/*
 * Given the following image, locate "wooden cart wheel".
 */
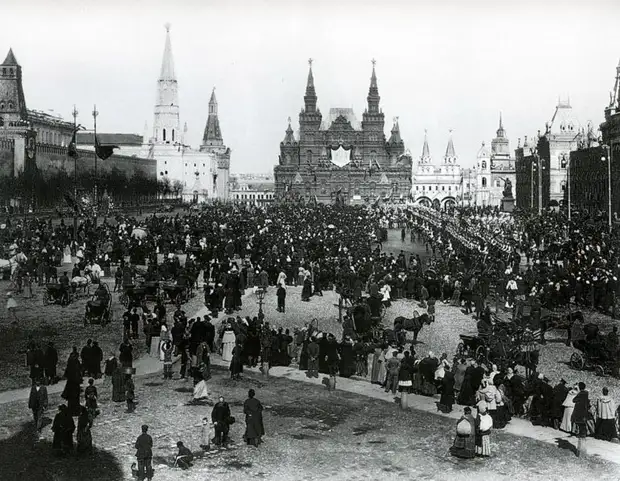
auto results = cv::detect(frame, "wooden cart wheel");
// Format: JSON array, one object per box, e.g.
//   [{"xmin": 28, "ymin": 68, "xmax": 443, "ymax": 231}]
[
  {"xmin": 570, "ymin": 352, "xmax": 585, "ymax": 370},
  {"xmin": 595, "ymin": 365, "xmax": 606, "ymax": 377}
]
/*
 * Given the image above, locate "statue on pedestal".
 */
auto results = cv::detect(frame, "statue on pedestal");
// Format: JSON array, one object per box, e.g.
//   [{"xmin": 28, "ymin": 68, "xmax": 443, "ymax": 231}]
[{"xmin": 502, "ymin": 178, "xmax": 513, "ymax": 199}]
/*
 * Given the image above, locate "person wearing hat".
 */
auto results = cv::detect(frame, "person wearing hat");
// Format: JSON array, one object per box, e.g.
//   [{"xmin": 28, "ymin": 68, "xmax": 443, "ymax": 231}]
[
  {"xmin": 134, "ymin": 424, "xmax": 153, "ymax": 481},
  {"xmin": 551, "ymin": 378, "xmax": 569, "ymax": 430}
]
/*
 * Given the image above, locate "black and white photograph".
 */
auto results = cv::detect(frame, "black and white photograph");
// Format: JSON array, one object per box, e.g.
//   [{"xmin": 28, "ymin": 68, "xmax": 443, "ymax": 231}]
[{"xmin": 0, "ymin": 0, "xmax": 619, "ymax": 480}]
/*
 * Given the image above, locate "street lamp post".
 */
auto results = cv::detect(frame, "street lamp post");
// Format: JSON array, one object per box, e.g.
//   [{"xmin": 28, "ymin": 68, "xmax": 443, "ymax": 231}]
[
  {"xmin": 537, "ymin": 153, "xmax": 543, "ymax": 215},
  {"xmin": 92, "ymin": 105, "xmax": 99, "ymax": 227},
  {"xmin": 256, "ymin": 287, "xmax": 266, "ymax": 320},
  {"xmin": 566, "ymin": 153, "xmax": 571, "ymax": 221},
  {"xmin": 603, "ymin": 143, "xmax": 614, "ymax": 233},
  {"xmin": 72, "ymin": 105, "xmax": 79, "ymax": 240},
  {"xmin": 530, "ymin": 159, "xmax": 535, "ymax": 211}
]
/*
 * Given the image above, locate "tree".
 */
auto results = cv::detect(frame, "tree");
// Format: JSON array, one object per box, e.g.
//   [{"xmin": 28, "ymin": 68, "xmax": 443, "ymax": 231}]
[{"xmin": 172, "ymin": 180, "xmax": 184, "ymax": 200}]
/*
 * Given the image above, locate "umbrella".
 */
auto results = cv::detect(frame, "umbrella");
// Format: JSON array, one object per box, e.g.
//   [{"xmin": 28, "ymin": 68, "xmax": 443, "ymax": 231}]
[{"xmin": 131, "ymin": 228, "xmax": 148, "ymax": 239}]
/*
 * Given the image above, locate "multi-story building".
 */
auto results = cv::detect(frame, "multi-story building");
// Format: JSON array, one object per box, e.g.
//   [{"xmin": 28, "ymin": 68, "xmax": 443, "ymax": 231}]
[
  {"xmin": 411, "ymin": 131, "xmax": 461, "ymax": 209},
  {"xmin": 569, "ymin": 60, "xmax": 620, "ymax": 217},
  {"xmin": 229, "ymin": 174, "xmax": 275, "ymax": 205},
  {"xmin": 515, "ymin": 100, "xmax": 580, "ymax": 210},
  {"xmin": 274, "ymin": 60, "xmax": 412, "ymax": 204}
]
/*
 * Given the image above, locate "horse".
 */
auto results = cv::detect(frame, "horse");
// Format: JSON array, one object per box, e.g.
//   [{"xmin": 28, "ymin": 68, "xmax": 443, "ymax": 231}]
[{"xmin": 393, "ymin": 313, "xmax": 434, "ymax": 343}]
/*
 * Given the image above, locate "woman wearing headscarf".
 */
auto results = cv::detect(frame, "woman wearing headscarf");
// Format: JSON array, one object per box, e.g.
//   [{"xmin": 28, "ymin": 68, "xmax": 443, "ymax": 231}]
[
  {"xmin": 450, "ymin": 406, "xmax": 476, "ymax": 459},
  {"xmin": 221, "ymin": 320, "xmax": 236, "ymax": 362},
  {"xmin": 475, "ymin": 401, "xmax": 493, "ymax": 457}
]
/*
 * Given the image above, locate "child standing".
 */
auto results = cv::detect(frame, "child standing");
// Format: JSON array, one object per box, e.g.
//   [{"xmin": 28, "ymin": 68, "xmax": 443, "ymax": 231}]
[{"xmin": 200, "ymin": 417, "xmax": 212, "ymax": 452}]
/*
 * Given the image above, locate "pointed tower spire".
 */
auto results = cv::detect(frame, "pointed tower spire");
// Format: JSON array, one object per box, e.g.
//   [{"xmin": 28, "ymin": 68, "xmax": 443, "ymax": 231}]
[
  {"xmin": 282, "ymin": 116, "xmax": 296, "ymax": 144},
  {"xmin": 0, "ymin": 48, "xmax": 27, "ymax": 121},
  {"xmin": 201, "ymin": 86, "xmax": 223, "ymax": 148},
  {"xmin": 496, "ymin": 111, "xmax": 506, "ymax": 138},
  {"xmin": 160, "ymin": 23, "xmax": 175, "ymax": 80},
  {"xmin": 445, "ymin": 130, "xmax": 456, "ymax": 161},
  {"xmin": 152, "ymin": 23, "xmax": 180, "ymax": 144},
  {"xmin": 421, "ymin": 130, "xmax": 431, "ymax": 161},
  {"xmin": 388, "ymin": 117, "xmax": 402, "ymax": 145},
  {"xmin": 367, "ymin": 58, "xmax": 381, "ymax": 114},
  {"xmin": 304, "ymin": 58, "xmax": 317, "ymax": 113},
  {"xmin": 2, "ymin": 48, "xmax": 18, "ymax": 66}
]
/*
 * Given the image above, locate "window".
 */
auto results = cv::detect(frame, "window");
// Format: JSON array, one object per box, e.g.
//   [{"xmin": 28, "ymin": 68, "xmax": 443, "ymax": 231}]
[
  {"xmin": 448, "ymin": 186, "xmax": 451, "ymax": 191},
  {"xmin": 0, "ymin": 102, "xmax": 4, "ymax": 110},
  {"xmin": 422, "ymin": 186, "xmax": 425, "ymax": 191},
  {"xmin": 163, "ymin": 128, "xmax": 167, "ymax": 141},
  {"xmin": 1, "ymin": 68, "xmax": 5, "ymax": 75},
  {"xmin": 172, "ymin": 129, "xmax": 175, "ymax": 141},
  {"xmin": 442, "ymin": 186, "xmax": 445, "ymax": 191},
  {"xmin": 165, "ymin": 171, "xmax": 168, "ymax": 175},
  {"xmin": 416, "ymin": 186, "xmax": 419, "ymax": 191},
  {"xmin": 8, "ymin": 102, "xmax": 13, "ymax": 110},
  {"xmin": 435, "ymin": 185, "xmax": 438, "ymax": 191},
  {"xmin": 160, "ymin": 172, "xmax": 164, "ymax": 176},
  {"xmin": 164, "ymin": 161, "xmax": 167, "ymax": 165},
  {"xmin": 482, "ymin": 177, "xmax": 487, "ymax": 187},
  {"xmin": 481, "ymin": 160, "xmax": 486, "ymax": 170}
]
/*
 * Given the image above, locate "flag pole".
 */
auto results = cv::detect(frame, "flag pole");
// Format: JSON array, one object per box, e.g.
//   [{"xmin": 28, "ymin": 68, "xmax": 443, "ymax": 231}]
[
  {"xmin": 72, "ymin": 105, "xmax": 79, "ymax": 241},
  {"xmin": 92, "ymin": 104, "xmax": 99, "ymax": 227}
]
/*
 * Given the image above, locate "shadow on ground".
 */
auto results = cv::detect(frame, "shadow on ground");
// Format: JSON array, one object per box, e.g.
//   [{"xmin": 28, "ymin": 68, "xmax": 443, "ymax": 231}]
[{"xmin": 0, "ymin": 422, "xmax": 125, "ymax": 481}]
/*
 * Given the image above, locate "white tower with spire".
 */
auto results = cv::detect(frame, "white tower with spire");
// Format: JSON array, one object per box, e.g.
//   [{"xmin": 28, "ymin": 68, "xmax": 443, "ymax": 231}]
[{"xmin": 153, "ymin": 23, "xmax": 180, "ymax": 145}]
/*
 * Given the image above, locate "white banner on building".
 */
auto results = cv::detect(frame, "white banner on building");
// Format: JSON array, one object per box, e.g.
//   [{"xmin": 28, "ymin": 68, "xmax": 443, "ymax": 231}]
[{"xmin": 330, "ymin": 146, "xmax": 351, "ymax": 167}]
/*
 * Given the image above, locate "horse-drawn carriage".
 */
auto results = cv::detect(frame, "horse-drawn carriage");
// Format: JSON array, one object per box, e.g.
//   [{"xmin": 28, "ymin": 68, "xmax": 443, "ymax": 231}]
[
  {"xmin": 570, "ymin": 323, "xmax": 619, "ymax": 378},
  {"xmin": 456, "ymin": 318, "xmax": 539, "ymax": 375},
  {"xmin": 120, "ymin": 281, "xmax": 160, "ymax": 308},
  {"xmin": 43, "ymin": 283, "xmax": 73, "ymax": 306},
  {"xmin": 84, "ymin": 283, "xmax": 112, "ymax": 326},
  {"xmin": 161, "ymin": 274, "xmax": 194, "ymax": 306},
  {"xmin": 346, "ymin": 298, "xmax": 384, "ymax": 341}
]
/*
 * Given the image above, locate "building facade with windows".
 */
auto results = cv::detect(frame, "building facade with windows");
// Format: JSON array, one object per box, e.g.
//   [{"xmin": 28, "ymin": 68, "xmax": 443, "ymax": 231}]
[
  {"xmin": 411, "ymin": 131, "xmax": 461, "ymax": 209},
  {"xmin": 568, "ymin": 60, "xmax": 620, "ymax": 217},
  {"xmin": 515, "ymin": 100, "xmax": 580, "ymax": 210},
  {"xmin": 274, "ymin": 61, "xmax": 412, "ymax": 204},
  {"xmin": 229, "ymin": 174, "xmax": 275, "ymax": 205}
]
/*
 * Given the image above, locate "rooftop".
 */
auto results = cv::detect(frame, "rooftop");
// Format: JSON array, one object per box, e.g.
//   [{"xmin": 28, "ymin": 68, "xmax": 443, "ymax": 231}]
[{"xmin": 76, "ymin": 132, "xmax": 144, "ymax": 146}]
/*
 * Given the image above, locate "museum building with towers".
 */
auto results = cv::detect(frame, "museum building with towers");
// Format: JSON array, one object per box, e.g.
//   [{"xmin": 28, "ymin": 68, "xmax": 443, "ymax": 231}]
[{"xmin": 274, "ymin": 60, "xmax": 413, "ymax": 204}]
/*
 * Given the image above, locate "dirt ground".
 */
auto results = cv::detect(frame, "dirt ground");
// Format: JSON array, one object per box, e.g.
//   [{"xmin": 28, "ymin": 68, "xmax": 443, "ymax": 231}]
[{"xmin": 0, "ymin": 366, "xmax": 616, "ymax": 481}]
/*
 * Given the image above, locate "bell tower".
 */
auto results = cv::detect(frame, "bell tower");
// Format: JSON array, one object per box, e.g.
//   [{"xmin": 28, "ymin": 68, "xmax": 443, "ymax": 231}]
[{"xmin": 152, "ymin": 23, "xmax": 180, "ymax": 145}]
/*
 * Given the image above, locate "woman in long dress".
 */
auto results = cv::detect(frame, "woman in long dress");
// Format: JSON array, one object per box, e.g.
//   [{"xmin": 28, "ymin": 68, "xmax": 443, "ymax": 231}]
[
  {"xmin": 370, "ymin": 346, "xmax": 383, "ymax": 384},
  {"xmin": 63, "ymin": 245, "xmax": 72, "ymax": 265},
  {"xmin": 243, "ymin": 389, "xmax": 265, "ymax": 447},
  {"xmin": 221, "ymin": 326, "xmax": 236, "ymax": 362},
  {"xmin": 560, "ymin": 386, "xmax": 578, "ymax": 433},
  {"xmin": 450, "ymin": 406, "xmax": 476, "ymax": 459},
  {"xmin": 76, "ymin": 406, "xmax": 93, "ymax": 455},
  {"xmin": 438, "ymin": 370, "xmax": 455, "ymax": 413},
  {"xmin": 475, "ymin": 401, "xmax": 493, "ymax": 457},
  {"xmin": 192, "ymin": 363, "xmax": 210, "ymax": 402},
  {"xmin": 229, "ymin": 344, "xmax": 243, "ymax": 380}
]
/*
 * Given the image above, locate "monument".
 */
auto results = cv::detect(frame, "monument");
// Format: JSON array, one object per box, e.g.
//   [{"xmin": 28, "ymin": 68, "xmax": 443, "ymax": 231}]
[{"xmin": 501, "ymin": 178, "xmax": 514, "ymax": 213}]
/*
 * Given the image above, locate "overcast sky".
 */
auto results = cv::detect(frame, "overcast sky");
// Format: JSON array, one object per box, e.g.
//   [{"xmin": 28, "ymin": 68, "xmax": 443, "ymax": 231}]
[{"xmin": 2, "ymin": 0, "xmax": 619, "ymax": 173}]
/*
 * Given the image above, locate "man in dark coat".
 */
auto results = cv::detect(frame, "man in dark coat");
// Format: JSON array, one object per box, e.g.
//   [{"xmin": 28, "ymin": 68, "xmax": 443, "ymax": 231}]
[
  {"xmin": 29, "ymin": 377, "xmax": 48, "ymax": 436},
  {"xmin": 204, "ymin": 317, "xmax": 216, "ymax": 351},
  {"xmin": 135, "ymin": 424, "xmax": 153, "ymax": 481},
  {"xmin": 211, "ymin": 395, "xmax": 232, "ymax": 448},
  {"xmin": 43, "ymin": 341, "xmax": 59, "ymax": 384},
  {"xmin": 551, "ymin": 379, "xmax": 569, "ymax": 429},
  {"xmin": 572, "ymin": 382, "xmax": 590, "ymax": 457},
  {"xmin": 52, "ymin": 404, "xmax": 75, "ymax": 456}
]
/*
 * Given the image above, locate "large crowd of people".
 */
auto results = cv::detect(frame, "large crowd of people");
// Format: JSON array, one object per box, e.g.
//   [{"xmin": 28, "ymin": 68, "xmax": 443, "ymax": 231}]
[{"xmin": 3, "ymin": 201, "xmax": 620, "ymax": 469}]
